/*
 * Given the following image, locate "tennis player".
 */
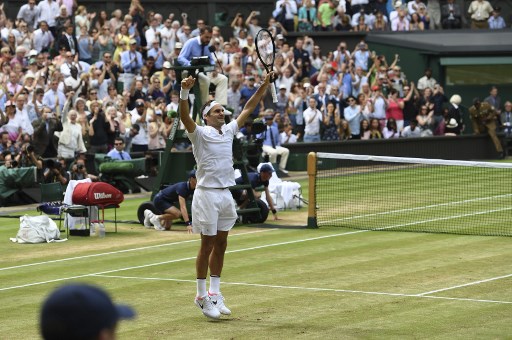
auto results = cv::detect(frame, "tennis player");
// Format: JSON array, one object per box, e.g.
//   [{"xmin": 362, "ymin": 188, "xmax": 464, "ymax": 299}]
[{"xmin": 180, "ymin": 71, "xmax": 273, "ymax": 319}]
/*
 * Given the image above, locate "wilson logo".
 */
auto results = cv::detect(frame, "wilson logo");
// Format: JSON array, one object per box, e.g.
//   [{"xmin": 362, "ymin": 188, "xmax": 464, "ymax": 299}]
[{"xmin": 94, "ymin": 192, "xmax": 113, "ymax": 199}]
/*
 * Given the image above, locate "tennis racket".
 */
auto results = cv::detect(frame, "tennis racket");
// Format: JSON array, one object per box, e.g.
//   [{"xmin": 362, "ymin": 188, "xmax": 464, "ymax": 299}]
[{"xmin": 255, "ymin": 28, "xmax": 278, "ymax": 103}]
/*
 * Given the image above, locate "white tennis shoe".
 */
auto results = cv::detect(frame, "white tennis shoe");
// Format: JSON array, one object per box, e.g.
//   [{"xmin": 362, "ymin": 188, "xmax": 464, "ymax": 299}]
[
  {"xmin": 209, "ymin": 292, "xmax": 231, "ymax": 315},
  {"xmin": 150, "ymin": 215, "xmax": 165, "ymax": 231},
  {"xmin": 143, "ymin": 209, "xmax": 153, "ymax": 228},
  {"xmin": 195, "ymin": 295, "xmax": 221, "ymax": 319}
]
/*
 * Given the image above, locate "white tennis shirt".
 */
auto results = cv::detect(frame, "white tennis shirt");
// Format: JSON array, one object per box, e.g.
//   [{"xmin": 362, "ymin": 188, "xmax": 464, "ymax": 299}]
[{"xmin": 188, "ymin": 120, "xmax": 238, "ymax": 188}]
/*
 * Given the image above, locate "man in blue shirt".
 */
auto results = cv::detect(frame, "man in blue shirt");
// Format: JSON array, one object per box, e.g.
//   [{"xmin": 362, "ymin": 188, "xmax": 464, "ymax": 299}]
[
  {"xmin": 120, "ymin": 39, "xmax": 143, "ymax": 91},
  {"xmin": 177, "ymin": 26, "xmax": 228, "ymax": 107},
  {"xmin": 240, "ymin": 76, "xmax": 262, "ymax": 119},
  {"xmin": 257, "ymin": 113, "xmax": 290, "ymax": 174},
  {"xmin": 144, "ymin": 170, "xmax": 197, "ymax": 232},
  {"xmin": 107, "ymin": 137, "xmax": 132, "ymax": 160},
  {"xmin": 231, "ymin": 164, "xmax": 279, "ymax": 220}
]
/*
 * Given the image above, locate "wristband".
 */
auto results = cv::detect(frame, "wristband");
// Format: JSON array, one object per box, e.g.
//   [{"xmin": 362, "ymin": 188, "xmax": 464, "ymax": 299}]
[
  {"xmin": 180, "ymin": 89, "xmax": 189, "ymax": 100},
  {"xmin": 186, "ymin": 221, "xmax": 192, "ymax": 226},
  {"xmin": 272, "ymin": 209, "xmax": 277, "ymax": 214}
]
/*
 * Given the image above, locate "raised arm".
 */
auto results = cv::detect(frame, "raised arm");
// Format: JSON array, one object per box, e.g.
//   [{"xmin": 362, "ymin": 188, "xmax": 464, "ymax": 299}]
[
  {"xmin": 236, "ymin": 71, "xmax": 273, "ymax": 128},
  {"xmin": 179, "ymin": 76, "xmax": 196, "ymax": 133}
]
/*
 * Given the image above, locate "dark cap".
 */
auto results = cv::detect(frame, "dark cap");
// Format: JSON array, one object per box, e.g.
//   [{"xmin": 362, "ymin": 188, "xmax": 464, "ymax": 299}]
[
  {"xmin": 40, "ymin": 283, "xmax": 135, "ymax": 340},
  {"xmin": 189, "ymin": 169, "xmax": 196, "ymax": 178},
  {"xmin": 131, "ymin": 123, "xmax": 140, "ymax": 131},
  {"xmin": 260, "ymin": 164, "xmax": 274, "ymax": 173}
]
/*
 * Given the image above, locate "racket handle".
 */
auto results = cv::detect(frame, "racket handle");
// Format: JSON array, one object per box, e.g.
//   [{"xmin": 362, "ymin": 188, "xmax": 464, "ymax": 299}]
[{"xmin": 270, "ymin": 83, "xmax": 278, "ymax": 103}]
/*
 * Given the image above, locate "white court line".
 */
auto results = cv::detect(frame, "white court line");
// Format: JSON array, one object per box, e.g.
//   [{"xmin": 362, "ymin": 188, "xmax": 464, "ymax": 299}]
[
  {"xmin": 1, "ymin": 226, "xmax": 509, "ymax": 305},
  {"xmin": 418, "ymin": 273, "xmax": 512, "ymax": 296},
  {"xmin": 91, "ymin": 274, "xmax": 512, "ymax": 305},
  {"xmin": 0, "ymin": 229, "xmax": 275, "ymax": 272},
  {"xmin": 319, "ymin": 194, "xmax": 512, "ymax": 224},
  {"xmin": 0, "ymin": 229, "xmax": 367, "ymax": 292}
]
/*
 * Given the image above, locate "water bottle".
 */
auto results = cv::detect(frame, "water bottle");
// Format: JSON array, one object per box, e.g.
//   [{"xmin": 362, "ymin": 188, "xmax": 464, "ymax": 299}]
[
  {"xmin": 98, "ymin": 223, "xmax": 105, "ymax": 238},
  {"xmin": 90, "ymin": 223, "xmax": 97, "ymax": 237}
]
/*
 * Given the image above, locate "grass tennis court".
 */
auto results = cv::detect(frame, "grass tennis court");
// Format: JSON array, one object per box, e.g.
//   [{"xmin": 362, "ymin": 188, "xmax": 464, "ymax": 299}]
[{"xmin": 1, "ymin": 179, "xmax": 511, "ymax": 339}]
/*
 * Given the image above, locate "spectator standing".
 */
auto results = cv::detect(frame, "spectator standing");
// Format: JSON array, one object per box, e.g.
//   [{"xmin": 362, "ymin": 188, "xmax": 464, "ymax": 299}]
[
  {"xmin": 240, "ymin": 76, "xmax": 262, "ymax": 119},
  {"xmin": 317, "ymin": 0, "xmax": 338, "ymax": 31},
  {"xmin": 36, "ymin": 0, "xmax": 60, "ymax": 37},
  {"xmin": 88, "ymin": 101, "xmax": 113, "ymax": 154},
  {"xmin": 120, "ymin": 39, "xmax": 143, "ymax": 91},
  {"xmin": 484, "ymin": 86, "xmax": 502, "ymax": 115},
  {"xmin": 416, "ymin": 68, "xmax": 437, "ymax": 93},
  {"xmin": 130, "ymin": 100, "xmax": 149, "ymax": 152},
  {"xmin": 274, "ymin": 0, "xmax": 298, "ymax": 32},
  {"xmin": 488, "ymin": 7, "xmax": 506, "ymax": 29},
  {"xmin": 322, "ymin": 102, "xmax": 340, "ymax": 141},
  {"xmin": 57, "ymin": 108, "xmax": 87, "ymax": 158},
  {"xmin": 345, "ymin": 93, "xmax": 365, "ymax": 138},
  {"xmin": 32, "ymin": 106, "xmax": 63, "ymax": 158},
  {"xmin": 385, "ymin": 88, "xmax": 405, "ymax": 131},
  {"xmin": 17, "ymin": 0, "xmax": 40, "ymax": 31},
  {"xmin": 303, "ymin": 97, "xmax": 323, "ymax": 142},
  {"xmin": 500, "ymin": 101, "xmax": 512, "ymax": 137},
  {"xmin": 441, "ymin": 0, "xmax": 463, "ymax": 29},
  {"xmin": 42, "ymin": 78, "xmax": 66, "ymax": 113},
  {"xmin": 468, "ymin": 0, "xmax": 493, "ymax": 29}
]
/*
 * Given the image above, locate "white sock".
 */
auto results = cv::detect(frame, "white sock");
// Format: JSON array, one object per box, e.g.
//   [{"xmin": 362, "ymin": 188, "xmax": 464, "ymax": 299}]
[
  {"xmin": 209, "ymin": 275, "xmax": 220, "ymax": 295},
  {"xmin": 196, "ymin": 278, "xmax": 207, "ymax": 298}
]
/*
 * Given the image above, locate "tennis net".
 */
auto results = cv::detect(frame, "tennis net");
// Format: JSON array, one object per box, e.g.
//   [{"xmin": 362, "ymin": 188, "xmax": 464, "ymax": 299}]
[{"xmin": 308, "ymin": 152, "xmax": 512, "ymax": 236}]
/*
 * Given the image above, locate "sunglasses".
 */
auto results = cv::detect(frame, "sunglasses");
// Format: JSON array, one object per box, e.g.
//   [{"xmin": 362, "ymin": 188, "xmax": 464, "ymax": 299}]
[{"xmin": 114, "ymin": 142, "xmax": 123, "ymax": 145}]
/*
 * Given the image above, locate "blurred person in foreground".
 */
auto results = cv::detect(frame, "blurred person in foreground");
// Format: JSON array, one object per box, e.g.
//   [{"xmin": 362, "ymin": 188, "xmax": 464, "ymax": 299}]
[
  {"xmin": 40, "ymin": 283, "xmax": 135, "ymax": 340},
  {"xmin": 179, "ymin": 71, "xmax": 273, "ymax": 320}
]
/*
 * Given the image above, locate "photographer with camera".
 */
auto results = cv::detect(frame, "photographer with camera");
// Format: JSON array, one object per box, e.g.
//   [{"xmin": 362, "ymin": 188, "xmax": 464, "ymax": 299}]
[
  {"xmin": 32, "ymin": 106, "xmax": 63, "ymax": 158},
  {"xmin": 43, "ymin": 158, "xmax": 68, "ymax": 185},
  {"xmin": 70, "ymin": 155, "xmax": 98, "ymax": 181},
  {"xmin": 177, "ymin": 25, "xmax": 228, "ymax": 107},
  {"xmin": 14, "ymin": 143, "xmax": 43, "ymax": 170}
]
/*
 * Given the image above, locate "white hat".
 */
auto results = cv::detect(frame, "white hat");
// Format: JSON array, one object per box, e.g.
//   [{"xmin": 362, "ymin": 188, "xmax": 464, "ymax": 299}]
[
  {"xmin": 25, "ymin": 71, "xmax": 36, "ymax": 79},
  {"xmin": 175, "ymin": 42, "xmax": 183, "ymax": 49},
  {"xmin": 394, "ymin": 1, "xmax": 402, "ymax": 8},
  {"xmin": 450, "ymin": 94, "xmax": 462, "ymax": 105},
  {"xmin": 279, "ymin": 84, "xmax": 287, "ymax": 90},
  {"xmin": 27, "ymin": 49, "xmax": 38, "ymax": 57},
  {"xmin": 446, "ymin": 118, "xmax": 458, "ymax": 129},
  {"xmin": 276, "ymin": 34, "xmax": 285, "ymax": 40},
  {"xmin": 163, "ymin": 61, "xmax": 172, "ymax": 69}
]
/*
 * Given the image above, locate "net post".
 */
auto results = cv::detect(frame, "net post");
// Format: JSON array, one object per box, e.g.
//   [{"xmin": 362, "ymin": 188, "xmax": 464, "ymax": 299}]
[{"xmin": 307, "ymin": 152, "xmax": 318, "ymax": 229}]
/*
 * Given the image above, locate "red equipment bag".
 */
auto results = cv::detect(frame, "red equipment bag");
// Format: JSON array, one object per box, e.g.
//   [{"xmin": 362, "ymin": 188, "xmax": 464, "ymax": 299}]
[{"xmin": 72, "ymin": 182, "xmax": 124, "ymax": 207}]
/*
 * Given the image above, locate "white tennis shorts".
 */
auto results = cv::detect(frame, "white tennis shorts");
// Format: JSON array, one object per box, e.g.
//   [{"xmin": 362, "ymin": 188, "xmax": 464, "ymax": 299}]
[{"xmin": 192, "ymin": 187, "xmax": 237, "ymax": 236}]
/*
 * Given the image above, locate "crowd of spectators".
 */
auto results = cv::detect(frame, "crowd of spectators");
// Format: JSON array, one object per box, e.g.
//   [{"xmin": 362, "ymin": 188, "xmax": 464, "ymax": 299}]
[{"xmin": 0, "ymin": 0, "xmax": 510, "ymax": 182}]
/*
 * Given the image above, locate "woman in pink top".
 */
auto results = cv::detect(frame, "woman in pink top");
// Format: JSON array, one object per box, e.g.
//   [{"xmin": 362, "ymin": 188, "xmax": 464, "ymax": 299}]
[{"xmin": 385, "ymin": 88, "xmax": 405, "ymax": 131}]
